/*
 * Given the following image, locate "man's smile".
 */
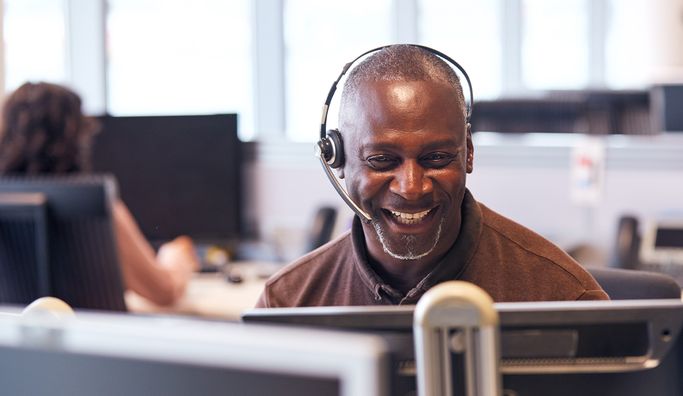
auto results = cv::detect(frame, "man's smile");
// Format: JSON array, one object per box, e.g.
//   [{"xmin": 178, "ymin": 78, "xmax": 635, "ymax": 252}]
[{"xmin": 380, "ymin": 206, "xmax": 439, "ymax": 227}]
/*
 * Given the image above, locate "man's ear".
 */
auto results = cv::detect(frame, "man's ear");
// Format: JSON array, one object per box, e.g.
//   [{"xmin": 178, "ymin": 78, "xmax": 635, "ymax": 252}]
[{"xmin": 465, "ymin": 123, "xmax": 474, "ymax": 174}]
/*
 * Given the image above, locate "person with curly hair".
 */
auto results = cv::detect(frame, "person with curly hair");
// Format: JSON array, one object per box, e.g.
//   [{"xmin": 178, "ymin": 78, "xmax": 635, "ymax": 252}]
[{"xmin": 0, "ymin": 82, "xmax": 199, "ymax": 306}]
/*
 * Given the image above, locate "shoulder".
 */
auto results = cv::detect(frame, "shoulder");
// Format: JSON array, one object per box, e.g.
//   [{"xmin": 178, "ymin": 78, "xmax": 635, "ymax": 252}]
[
  {"xmin": 478, "ymin": 203, "xmax": 570, "ymax": 263},
  {"xmin": 476, "ymin": 203, "xmax": 608, "ymax": 300},
  {"xmin": 259, "ymin": 231, "xmax": 353, "ymax": 307}
]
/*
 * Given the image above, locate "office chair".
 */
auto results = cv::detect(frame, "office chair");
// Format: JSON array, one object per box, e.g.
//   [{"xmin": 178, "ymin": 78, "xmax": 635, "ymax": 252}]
[
  {"xmin": 586, "ymin": 266, "xmax": 681, "ymax": 300},
  {"xmin": 305, "ymin": 206, "xmax": 338, "ymax": 252},
  {"xmin": 0, "ymin": 175, "xmax": 127, "ymax": 311},
  {"xmin": 0, "ymin": 193, "xmax": 50, "ymax": 305},
  {"xmin": 612, "ymin": 215, "xmax": 641, "ymax": 269}
]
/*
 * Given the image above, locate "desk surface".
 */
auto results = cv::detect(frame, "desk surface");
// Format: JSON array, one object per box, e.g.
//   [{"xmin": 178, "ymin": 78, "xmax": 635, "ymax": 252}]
[{"xmin": 125, "ymin": 261, "xmax": 278, "ymax": 320}]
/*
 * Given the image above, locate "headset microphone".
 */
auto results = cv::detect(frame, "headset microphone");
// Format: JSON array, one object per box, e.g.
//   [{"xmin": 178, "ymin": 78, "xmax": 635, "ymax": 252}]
[
  {"xmin": 315, "ymin": 142, "xmax": 372, "ymax": 222},
  {"xmin": 315, "ymin": 44, "xmax": 474, "ymax": 224}
]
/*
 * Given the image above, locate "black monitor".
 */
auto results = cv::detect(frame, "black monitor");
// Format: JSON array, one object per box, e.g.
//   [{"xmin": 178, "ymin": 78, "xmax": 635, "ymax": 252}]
[
  {"xmin": 92, "ymin": 114, "xmax": 242, "ymax": 245},
  {"xmin": 0, "ymin": 175, "xmax": 126, "ymax": 311},
  {"xmin": 0, "ymin": 311, "xmax": 389, "ymax": 396},
  {"xmin": 243, "ymin": 300, "xmax": 683, "ymax": 396},
  {"xmin": 0, "ymin": 192, "xmax": 49, "ymax": 300}
]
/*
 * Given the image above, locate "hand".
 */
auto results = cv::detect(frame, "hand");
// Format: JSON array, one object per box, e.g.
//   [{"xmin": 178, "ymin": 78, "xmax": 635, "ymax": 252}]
[{"xmin": 157, "ymin": 236, "xmax": 200, "ymax": 272}]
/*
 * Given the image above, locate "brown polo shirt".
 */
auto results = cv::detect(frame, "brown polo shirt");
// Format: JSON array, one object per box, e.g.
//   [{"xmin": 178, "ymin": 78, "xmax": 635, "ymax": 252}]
[{"xmin": 256, "ymin": 190, "xmax": 608, "ymax": 308}]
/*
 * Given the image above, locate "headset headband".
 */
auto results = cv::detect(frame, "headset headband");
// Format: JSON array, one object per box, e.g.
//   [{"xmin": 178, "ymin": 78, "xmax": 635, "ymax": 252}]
[{"xmin": 319, "ymin": 44, "xmax": 474, "ymax": 140}]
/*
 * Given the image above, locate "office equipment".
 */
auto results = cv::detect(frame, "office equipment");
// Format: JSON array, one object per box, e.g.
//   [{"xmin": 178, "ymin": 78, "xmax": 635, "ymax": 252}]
[
  {"xmin": 641, "ymin": 220, "xmax": 683, "ymax": 266},
  {"xmin": 414, "ymin": 281, "xmax": 500, "ymax": 396},
  {"xmin": 0, "ymin": 192, "xmax": 49, "ymax": 302},
  {"xmin": 0, "ymin": 310, "xmax": 389, "ymax": 396},
  {"xmin": 92, "ymin": 114, "xmax": 242, "ymax": 245},
  {"xmin": 609, "ymin": 215, "xmax": 683, "ymax": 287},
  {"xmin": 586, "ymin": 266, "xmax": 681, "ymax": 300},
  {"xmin": 0, "ymin": 175, "xmax": 126, "ymax": 311},
  {"xmin": 243, "ymin": 300, "xmax": 683, "ymax": 396}
]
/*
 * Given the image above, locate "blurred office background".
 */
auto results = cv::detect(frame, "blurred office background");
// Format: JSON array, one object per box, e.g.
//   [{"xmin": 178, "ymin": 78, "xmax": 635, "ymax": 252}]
[{"xmin": 1, "ymin": 0, "xmax": 682, "ymax": 265}]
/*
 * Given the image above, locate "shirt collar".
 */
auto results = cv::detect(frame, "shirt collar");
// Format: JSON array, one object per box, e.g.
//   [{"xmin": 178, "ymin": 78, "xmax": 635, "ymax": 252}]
[{"xmin": 350, "ymin": 189, "xmax": 484, "ymax": 303}]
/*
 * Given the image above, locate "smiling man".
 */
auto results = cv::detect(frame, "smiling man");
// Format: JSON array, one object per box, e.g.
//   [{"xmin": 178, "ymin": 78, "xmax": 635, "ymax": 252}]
[{"xmin": 256, "ymin": 45, "xmax": 608, "ymax": 308}]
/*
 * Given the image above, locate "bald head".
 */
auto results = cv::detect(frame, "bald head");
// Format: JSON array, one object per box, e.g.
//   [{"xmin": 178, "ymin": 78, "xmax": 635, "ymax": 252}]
[{"xmin": 339, "ymin": 45, "xmax": 467, "ymax": 130}]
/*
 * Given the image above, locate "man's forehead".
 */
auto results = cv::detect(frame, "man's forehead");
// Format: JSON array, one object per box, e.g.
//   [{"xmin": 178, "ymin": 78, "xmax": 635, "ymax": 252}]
[
  {"xmin": 341, "ymin": 79, "xmax": 465, "ymax": 124},
  {"xmin": 358, "ymin": 130, "xmax": 464, "ymax": 150},
  {"xmin": 353, "ymin": 79, "xmax": 458, "ymax": 99}
]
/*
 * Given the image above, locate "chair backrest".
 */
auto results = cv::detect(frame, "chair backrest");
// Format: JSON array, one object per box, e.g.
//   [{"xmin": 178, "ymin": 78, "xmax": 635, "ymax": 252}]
[
  {"xmin": 0, "ymin": 193, "xmax": 49, "ymax": 304},
  {"xmin": 611, "ymin": 215, "xmax": 641, "ymax": 269},
  {"xmin": 0, "ymin": 175, "xmax": 127, "ymax": 311},
  {"xmin": 305, "ymin": 206, "xmax": 338, "ymax": 252},
  {"xmin": 586, "ymin": 266, "xmax": 681, "ymax": 300}
]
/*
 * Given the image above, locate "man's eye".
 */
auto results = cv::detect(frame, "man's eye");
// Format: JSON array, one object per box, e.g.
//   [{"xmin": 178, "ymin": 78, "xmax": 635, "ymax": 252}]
[
  {"xmin": 421, "ymin": 152, "xmax": 455, "ymax": 168},
  {"xmin": 367, "ymin": 155, "xmax": 398, "ymax": 170}
]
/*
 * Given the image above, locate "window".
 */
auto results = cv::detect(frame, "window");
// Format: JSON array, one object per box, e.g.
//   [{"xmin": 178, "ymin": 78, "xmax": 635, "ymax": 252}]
[
  {"xmin": 418, "ymin": 0, "xmax": 503, "ymax": 100},
  {"xmin": 106, "ymin": 0, "xmax": 255, "ymax": 139},
  {"xmin": 605, "ymin": 0, "xmax": 653, "ymax": 88},
  {"xmin": 3, "ymin": 1, "xmax": 674, "ymax": 141},
  {"xmin": 521, "ymin": 0, "xmax": 590, "ymax": 90},
  {"xmin": 3, "ymin": 0, "xmax": 67, "ymax": 92},
  {"xmin": 283, "ymin": 0, "xmax": 392, "ymax": 141}
]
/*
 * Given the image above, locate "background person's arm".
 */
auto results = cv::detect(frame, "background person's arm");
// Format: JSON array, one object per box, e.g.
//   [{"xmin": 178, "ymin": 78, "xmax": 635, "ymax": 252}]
[{"xmin": 112, "ymin": 200, "xmax": 199, "ymax": 306}]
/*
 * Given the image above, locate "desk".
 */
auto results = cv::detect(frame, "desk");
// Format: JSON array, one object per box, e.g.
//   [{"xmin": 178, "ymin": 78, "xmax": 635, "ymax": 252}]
[{"xmin": 125, "ymin": 261, "xmax": 277, "ymax": 320}]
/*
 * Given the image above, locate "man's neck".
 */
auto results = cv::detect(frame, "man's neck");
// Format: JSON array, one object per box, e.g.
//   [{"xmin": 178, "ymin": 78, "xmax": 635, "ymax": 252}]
[
  {"xmin": 367, "ymin": 255, "xmax": 439, "ymax": 295},
  {"xmin": 365, "ymin": 238, "xmax": 455, "ymax": 295}
]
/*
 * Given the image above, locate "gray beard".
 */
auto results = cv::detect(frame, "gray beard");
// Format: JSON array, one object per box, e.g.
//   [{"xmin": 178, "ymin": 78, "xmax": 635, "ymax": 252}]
[{"xmin": 371, "ymin": 217, "xmax": 445, "ymax": 261}]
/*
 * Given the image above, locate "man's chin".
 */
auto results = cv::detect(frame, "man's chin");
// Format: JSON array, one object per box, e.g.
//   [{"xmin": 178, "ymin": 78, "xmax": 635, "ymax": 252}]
[{"xmin": 371, "ymin": 218, "xmax": 444, "ymax": 261}]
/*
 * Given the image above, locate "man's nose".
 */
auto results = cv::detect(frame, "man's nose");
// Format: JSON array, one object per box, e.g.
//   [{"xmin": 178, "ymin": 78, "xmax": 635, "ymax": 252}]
[{"xmin": 389, "ymin": 161, "xmax": 433, "ymax": 200}]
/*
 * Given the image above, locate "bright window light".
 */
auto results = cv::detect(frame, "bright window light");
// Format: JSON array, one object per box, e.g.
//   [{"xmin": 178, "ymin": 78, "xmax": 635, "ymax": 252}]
[
  {"xmin": 284, "ymin": 0, "xmax": 392, "ymax": 142},
  {"xmin": 106, "ymin": 0, "xmax": 254, "ymax": 140},
  {"xmin": 3, "ymin": 0, "xmax": 67, "ymax": 92}
]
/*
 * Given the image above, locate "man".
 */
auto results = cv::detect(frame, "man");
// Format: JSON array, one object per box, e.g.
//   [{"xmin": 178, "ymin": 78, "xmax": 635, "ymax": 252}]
[{"xmin": 256, "ymin": 45, "xmax": 608, "ymax": 308}]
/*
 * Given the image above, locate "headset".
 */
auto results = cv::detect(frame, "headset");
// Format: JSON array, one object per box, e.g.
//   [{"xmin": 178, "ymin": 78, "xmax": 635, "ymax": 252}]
[{"xmin": 315, "ymin": 44, "xmax": 474, "ymax": 224}]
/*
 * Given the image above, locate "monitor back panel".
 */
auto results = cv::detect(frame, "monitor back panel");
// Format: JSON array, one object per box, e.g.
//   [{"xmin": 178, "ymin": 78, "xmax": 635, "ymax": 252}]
[{"xmin": 0, "ymin": 346, "xmax": 340, "ymax": 396}]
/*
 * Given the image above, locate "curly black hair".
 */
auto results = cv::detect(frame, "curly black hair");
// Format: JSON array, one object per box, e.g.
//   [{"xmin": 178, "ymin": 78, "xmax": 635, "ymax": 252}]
[{"xmin": 0, "ymin": 82, "xmax": 100, "ymax": 174}]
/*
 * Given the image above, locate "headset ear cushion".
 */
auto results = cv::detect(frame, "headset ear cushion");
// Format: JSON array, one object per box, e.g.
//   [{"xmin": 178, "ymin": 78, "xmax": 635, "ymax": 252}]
[{"xmin": 326, "ymin": 129, "xmax": 345, "ymax": 169}]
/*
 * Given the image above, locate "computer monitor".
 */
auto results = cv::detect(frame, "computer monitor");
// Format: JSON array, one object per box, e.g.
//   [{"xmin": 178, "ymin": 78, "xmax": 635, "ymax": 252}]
[
  {"xmin": 0, "ymin": 311, "xmax": 389, "ymax": 396},
  {"xmin": 243, "ymin": 300, "xmax": 683, "ymax": 396},
  {"xmin": 92, "ymin": 114, "xmax": 242, "ymax": 245},
  {"xmin": 641, "ymin": 220, "xmax": 683, "ymax": 265},
  {"xmin": 0, "ymin": 175, "xmax": 126, "ymax": 311},
  {"xmin": 0, "ymin": 192, "xmax": 49, "ymax": 301}
]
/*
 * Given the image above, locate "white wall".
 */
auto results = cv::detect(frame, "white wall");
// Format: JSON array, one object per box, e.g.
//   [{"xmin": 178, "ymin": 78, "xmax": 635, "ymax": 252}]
[{"xmin": 245, "ymin": 133, "xmax": 683, "ymax": 260}]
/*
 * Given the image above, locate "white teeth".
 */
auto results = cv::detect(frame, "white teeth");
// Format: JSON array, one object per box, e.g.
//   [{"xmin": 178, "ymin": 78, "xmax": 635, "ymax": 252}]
[{"xmin": 389, "ymin": 209, "xmax": 431, "ymax": 224}]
